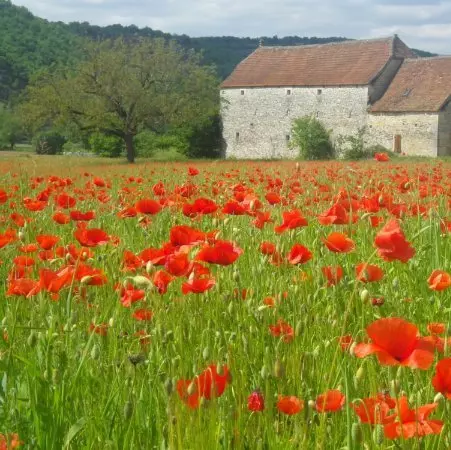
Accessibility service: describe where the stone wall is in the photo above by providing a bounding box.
[221,86,369,159]
[367,113,439,157]
[438,102,451,156]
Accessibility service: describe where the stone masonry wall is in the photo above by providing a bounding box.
[438,102,451,156]
[367,113,439,157]
[221,86,369,159]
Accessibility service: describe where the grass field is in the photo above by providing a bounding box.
[1,154,451,449]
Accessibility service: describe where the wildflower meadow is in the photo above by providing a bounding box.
[1,154,451,449]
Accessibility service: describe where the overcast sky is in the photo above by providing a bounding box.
[13,0,451,54]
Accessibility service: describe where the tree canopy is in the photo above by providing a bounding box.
[21,38,219,162]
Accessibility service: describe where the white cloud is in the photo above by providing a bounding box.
[11,0,449,53]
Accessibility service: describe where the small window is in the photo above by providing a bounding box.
[317,89,322,95]
[240,90,245,95]
[287,89,292,96]
[316,111,319,118]
[236,132,240,140]
[286,134,290,141]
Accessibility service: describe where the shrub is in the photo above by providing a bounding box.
[366,144,391,157]
[88,132,124,158]
[182,115,223,159]
[134,131,156,158]
[336,128,369,160]
[33,131,66,155]
[290,116,334,160]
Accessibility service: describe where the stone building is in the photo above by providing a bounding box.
[369,57,451,157]
[220,36,451,158]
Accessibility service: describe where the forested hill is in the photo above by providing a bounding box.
[0,0,438,102]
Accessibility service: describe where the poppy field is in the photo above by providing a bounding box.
[1,155,451,449]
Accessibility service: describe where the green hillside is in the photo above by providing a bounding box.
[0,0,438,103]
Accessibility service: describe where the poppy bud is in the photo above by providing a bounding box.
[273,359,285,378]
[212,218,218,227]
[202,347,210,360]
[232,270,240,282]
[18,229,25,240]
[108,317,114,327]
[1,317,6,327]
[227,302,233,315]
[360,289,370,302]
[187,380,197,396]
[146,261,153,274]
[349,341,357,356]
[392,277,399,288]
[132,275,152,289]
[123,400,134,420]
[80,275,93,285]
[373,424,384,445]
[27,331,38,348]
[434,392,445,404]
[308,400,316,410]
[260,365,268,379]
[91,344,100,360]
[65,253,72,262]
[351,422,363,444]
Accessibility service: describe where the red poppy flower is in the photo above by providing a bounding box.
[169,225,206,247]
[70,210,96,221]
[352,394,396,425]
[354,317,435,369]
[276,395,303,415]
[269,320,294,343]
[120,284,146,307]
[7,278,40,297]
[152,270,173,294]
[56,193,76,209]
[323,232,355,253]
[74,228,110,247]
[36,234,59,250]
[23,199,47,211]
[260,241,276,255]
[75,264,108,286]
[253,211,273,229]
[182,276,216,294]
[165,252,190,277]
[135,199,162,215]
[89,323,108,336]
[0,189,8,204]
[177,364,229,408]
[428,270,451,291]
[196,240,242,266]
[52,211,71,224]
[428,323,446,335]
[374,220,415,263]
[248,391,265,412]
[322,266,343,286]
[188,166,199,176]
[315,389,346,413]
[355,263,384,282]
[39,268,74,296]
[275,209,308,233]
[318,203,352,225]
[0,433,22,449]
[374,152,389,162]
[13,256,35,267]
[384,397,443,439]
[222,201,246,215]
[432,358,451,398]
[132,308,153,321]
[287,244,313,265]
[339,335,354,351]
[265,192,281,205]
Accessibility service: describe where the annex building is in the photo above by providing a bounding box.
[220,36,451,158]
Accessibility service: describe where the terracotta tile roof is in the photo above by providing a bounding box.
[221,36,416,88]
[371,57,451,113]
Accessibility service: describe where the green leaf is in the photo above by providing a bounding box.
[63,417,86,449]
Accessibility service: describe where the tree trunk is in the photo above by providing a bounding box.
[124,134,135,163]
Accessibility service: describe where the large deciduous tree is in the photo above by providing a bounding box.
[20,38,219,162]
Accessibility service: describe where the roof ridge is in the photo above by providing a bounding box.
[258,36,394,50]
[404,55,451,61]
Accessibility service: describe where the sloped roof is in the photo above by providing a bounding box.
[371,57,451,113]
[221,36,416,88]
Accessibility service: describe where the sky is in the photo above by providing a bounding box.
[12,0,451,54]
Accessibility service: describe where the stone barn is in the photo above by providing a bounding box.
[369,57,451,157]
[220,36,451,158]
